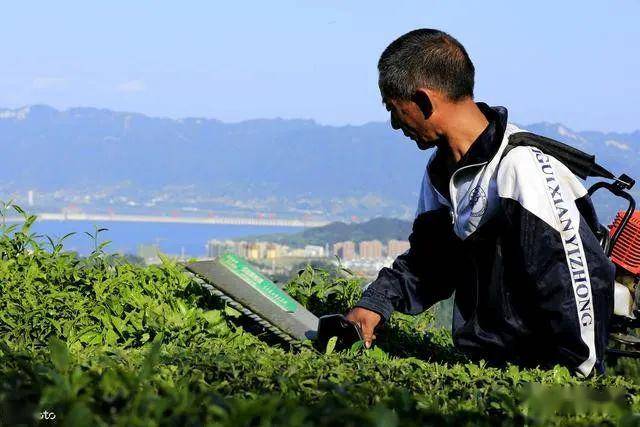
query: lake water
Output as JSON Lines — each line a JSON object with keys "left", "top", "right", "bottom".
{"left": 27, "top": 220, "right": 303, "bottom": 256}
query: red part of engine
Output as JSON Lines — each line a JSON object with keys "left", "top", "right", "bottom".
{"left": 609, "top": 210, "right": 640, "bottom": 275}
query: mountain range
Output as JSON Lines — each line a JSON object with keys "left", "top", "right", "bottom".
{"left": 0, "top": 105, "right": 637, "bottom": 220}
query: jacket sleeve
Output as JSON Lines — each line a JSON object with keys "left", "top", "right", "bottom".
{"left": 355, "top": 208, "right": 458, "bottom": 321}
{"left": 498, "top": 146, "right": 615, "bottom": 377}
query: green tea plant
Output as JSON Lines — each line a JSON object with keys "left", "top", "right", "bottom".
{"left": 0, "top": 202, "right": 639, "bottom": 426}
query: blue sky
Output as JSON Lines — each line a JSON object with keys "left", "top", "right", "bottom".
{"left": 1, "top": 1, "right": 639, "bottom": 132}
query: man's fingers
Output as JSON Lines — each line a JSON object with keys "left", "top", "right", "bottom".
{"left": 362, "top": 325, "right": 376, "bottom": 348}
{"left": 345, "top": 307, "right": 382, "bottom": 349}
{"left": 364, "top": 334, "right": 377, "bottom": 349}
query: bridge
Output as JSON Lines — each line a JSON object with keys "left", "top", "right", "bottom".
{"left": 5, "top": 212, "right": 330, "bottom": 228}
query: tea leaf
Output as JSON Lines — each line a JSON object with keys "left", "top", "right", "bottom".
{"left": 49, "top": 337, "right": 70, "bottom": 372}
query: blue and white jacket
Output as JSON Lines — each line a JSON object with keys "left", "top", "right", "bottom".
{"left": 356, "top": 104, "right": 615, "bottom": 376}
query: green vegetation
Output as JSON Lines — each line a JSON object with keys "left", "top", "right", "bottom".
{"left": 1, "top": 204, "right": 640, "bottom": 426}
{"left": 245, "top": 217, "right": 412, "bottom": 247}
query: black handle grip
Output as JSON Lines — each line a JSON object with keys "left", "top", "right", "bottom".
{"left": 315, "top": 314, "right": 363, "bottom": 351}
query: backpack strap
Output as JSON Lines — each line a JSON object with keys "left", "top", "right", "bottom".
{"left": 500, "top": 131, "right": 614, "bottom": 180}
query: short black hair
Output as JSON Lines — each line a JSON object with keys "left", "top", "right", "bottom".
{"left": 378, "top": 29, "right": 475, "bottom": 102}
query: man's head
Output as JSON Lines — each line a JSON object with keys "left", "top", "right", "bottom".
{"left": 378, "top": 29, "right": 475, "bottom": 150}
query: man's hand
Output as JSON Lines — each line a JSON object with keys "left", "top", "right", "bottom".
{"left": 345, "top": 307, "right": 382, "bottom": 349}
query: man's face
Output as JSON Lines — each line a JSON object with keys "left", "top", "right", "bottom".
{"left": 384, "top": 97, "right": 442, "bottom": 150}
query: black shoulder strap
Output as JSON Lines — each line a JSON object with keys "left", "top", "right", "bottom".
{"left": 500, "top": 131, "right": 614, "bottom": 180}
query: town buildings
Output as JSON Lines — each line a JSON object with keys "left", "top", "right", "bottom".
{"left": 359, "top": 240, "right": 384, "bottom": 259}
{"left": 387, "top": 239, "right": 411, "bottom": 258}
{"left": 333, "top": 241, "right": 357, "bottom": 261}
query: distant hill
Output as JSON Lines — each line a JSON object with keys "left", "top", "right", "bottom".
{"left": 245, "top": 217, "right": 413, "bottom": 247}
{"left": 0, "top": 105, "right": 422, "bottom": 200}
{"left": 0, "top": 105, "right": 637, "bottom": 220}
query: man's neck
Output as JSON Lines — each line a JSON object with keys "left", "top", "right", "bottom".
{"left": 440, "top": 100, "right": 489, "bottom": 163}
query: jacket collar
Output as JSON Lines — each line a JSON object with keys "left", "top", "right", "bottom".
{"left": 427, "top": 103, "right": 508, "bottom": 202}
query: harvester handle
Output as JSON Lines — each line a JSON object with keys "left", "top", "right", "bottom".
{"left": 315, "top": 314, "right": 363, "bottom": 352}
{"left": 588, "top": 180, "right": 636, "bottom": 257}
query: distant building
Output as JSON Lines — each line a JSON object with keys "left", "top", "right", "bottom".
{"left": 206, "top": 239, "right": 243, "bottom": 258}
{"left": 387, "top": 239, "right": 410, "bottom": 258}
{"left": 359, "top": 240, "right": 383, "bottom": 259}
{"left": 333, "top": 241, "right": 356, "bottom": 261}
{"left": 287, "top": 245, "right": 323, "bottom": 258}
{"left": 249, "top": 241, "right": 290, "bottom": 259}
{"left": 304, "top": 245, "right": 325, "bottom": 257}
{"left": 235, "top": 241, "right": 249, "bottom": 258}
{"left": 207, "top": 239, "right": 289, "bottom": 260}
{"left": 206, "top": 240, "right": 217, "bottom": 258}
{"left": 265, "top": 243, "right": 286, "bottom": 259}
{"left": 287, "top": 248, "right": 307, "bottom": 257}
{"left": 246, "top": 243, "right": 261, "bottom": 260}
{"left": 206, "top": 240, "right": 225, "bottom": 258}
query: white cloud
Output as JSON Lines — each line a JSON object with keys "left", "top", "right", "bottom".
{"left": 116, "top": 80, "right": 146, "bottom": 93}
{"left": 556, "top": 125, "right": 586, "bottom": 143}
{"left": 0, "top": 106, "right": 30, "bottom": 120}
{"left": 32, "top": 77, "right": 67, "bottom": 90}
{"left": 605, "top": 139, "right": 630, "bottom": 150}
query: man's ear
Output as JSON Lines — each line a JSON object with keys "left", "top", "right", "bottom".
{"left": 411, "top": 89, "right": 433, "bottom": 119}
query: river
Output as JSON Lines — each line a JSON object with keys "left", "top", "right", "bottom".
{"left": 25, "top": 220, "right": 303, "bottom": 256}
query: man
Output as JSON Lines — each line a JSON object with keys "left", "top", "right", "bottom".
{"left": 346, "top": 29, "right": 615, "bottom": 377}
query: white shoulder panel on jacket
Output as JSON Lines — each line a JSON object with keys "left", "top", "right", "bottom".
{"left": 497, "top": 145, "right": 588, "bottom": 231}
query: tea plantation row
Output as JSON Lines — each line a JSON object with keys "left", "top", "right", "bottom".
{"left": 1, "top": 207, "right": 640, "bottom": 426}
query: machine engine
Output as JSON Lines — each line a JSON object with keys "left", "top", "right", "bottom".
{"left": 611, "top": 211, "right": 640, "bottom": 321}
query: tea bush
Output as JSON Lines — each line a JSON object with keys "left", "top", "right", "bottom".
{"left": 1, "top": 205, "right": 639, "bottom": 426}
